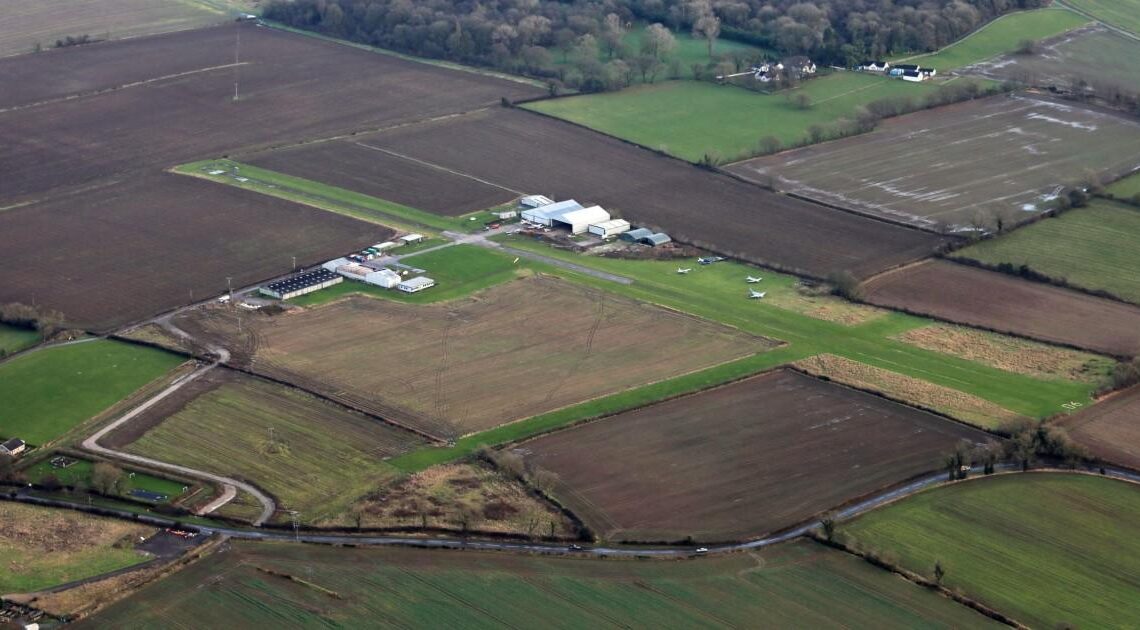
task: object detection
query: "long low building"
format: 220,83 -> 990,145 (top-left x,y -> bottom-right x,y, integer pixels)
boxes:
260,268 -> 342,300
588,219 -> 631,238
398,276 -> 436,293
521,199 -> 611,234
337,263 -> 401,288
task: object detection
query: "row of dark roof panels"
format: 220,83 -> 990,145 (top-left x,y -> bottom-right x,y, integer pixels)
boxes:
264,268 -> 340,293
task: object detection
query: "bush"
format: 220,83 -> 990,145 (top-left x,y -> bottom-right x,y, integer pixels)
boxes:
827,270 -> 863,300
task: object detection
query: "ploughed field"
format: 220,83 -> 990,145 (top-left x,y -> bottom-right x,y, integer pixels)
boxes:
863,260 -> 1140,357
82,539 -> 997,628
521,369 -> 989,542
1062,385 -> 1140,469
0,23 -> 540,329
728,95 -> 1140,231
255,107 -> 950,279
175,276 -> 771,439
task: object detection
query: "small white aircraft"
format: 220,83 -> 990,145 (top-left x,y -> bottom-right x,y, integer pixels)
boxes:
748,289 -> 767,299
677,267 -> 692,274
745,276 -> 763,284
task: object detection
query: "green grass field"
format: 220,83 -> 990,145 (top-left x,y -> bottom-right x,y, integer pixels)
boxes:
893,8 -> 1089,70
526,73 -> 935,162
844,473 -> 1140,628
0,341 -> 184,445
551,24 -> 766,76
20,458 -> 189,503
124,374 -> 422,522
1065,0 -> 1140,35
1109,171 -> 1140,198
954,201 -> 1140,304
0,324 -> 39,355
84,539 -> 996,628
288,245 -> 522,308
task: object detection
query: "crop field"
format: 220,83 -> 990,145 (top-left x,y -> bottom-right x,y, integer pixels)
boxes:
526,73 -> 935,163
863,260 -> 1140,357
0,23 -> 541,328
962,24 -> 1140,91
1062,386 -> 1140,469
1065,0 -> 1140,36
83,539 -> 997,628
0,340 -> 183,445
0,0 -> 225,59
892,8 -> 1088,71
844,473 -> 1140,628
0,324 -> 39,354
522,370 -> 988,541
113,370 -> 423,522
729,95 -> 1140,230
953,200 -> 1140,304
179,275 -> 770,439
298,107 -> 949,279
0,502 -> 152,594
246,140 -> 516,216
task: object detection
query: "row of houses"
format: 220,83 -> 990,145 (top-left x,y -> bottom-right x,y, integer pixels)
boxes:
858,60 -> 937,82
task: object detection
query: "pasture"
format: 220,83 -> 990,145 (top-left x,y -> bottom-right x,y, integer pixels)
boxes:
863,260 -> 1140,357
729,95 -> 1140,230
1109,171 -> 1140,198
522,369 -> 989,541
0,502 -> 152,594
20,458 -> 190,503
83,539 -> 996,628
892,8 -> 1088,71
526,73 -> 934,162
322,107 -> 948,279
180,275 -> 770,438
843,473 -> 1140,628
0,340 -> 183,445
1065,0 -> 1140,36
0,0 -> 224,59
1063,386 -> 1140,469
954,200 -> 1140,304
115,371 -> 423,523
0,324 -> 39,354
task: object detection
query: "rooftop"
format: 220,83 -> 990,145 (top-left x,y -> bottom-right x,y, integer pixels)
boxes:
265,268 -> 340,294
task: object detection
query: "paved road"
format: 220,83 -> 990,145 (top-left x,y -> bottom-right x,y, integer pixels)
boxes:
80,362 -> 276,525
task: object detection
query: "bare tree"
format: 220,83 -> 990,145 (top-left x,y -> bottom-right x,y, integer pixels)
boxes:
92,462 -> 124,495
641,23 -> 677,62
692,14 -> 721,58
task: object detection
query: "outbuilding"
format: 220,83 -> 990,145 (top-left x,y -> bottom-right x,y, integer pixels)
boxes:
522,199 -> 611,234
259,268 -> 342,300
1,438 -> 27,457
588,219 -> 631,238
336,264 -> 401,288
399,233 -> 425,245
620,227 -> 655,242
519,194 -> 554,209
398,276 -> 436,293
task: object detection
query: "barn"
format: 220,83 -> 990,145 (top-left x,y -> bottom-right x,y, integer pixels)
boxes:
259,269 -> 342,300
589,219 -> 631,238
522,199 -> 611,234
398,276 -> 436,293
0,438 -> 26,457
336,264 -> 401,288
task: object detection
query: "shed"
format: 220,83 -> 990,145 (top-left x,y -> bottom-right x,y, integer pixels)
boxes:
373,241 -> 399,251
588,219 -> 631,238
519,194 -> 554,208
497,210 -> 518,220
642,232 -> 672,246
259,268 -> 342,300
1,438 -> 27,456
322,257 -> 351,272
521,199 -> 582,226
901,70 -> 924,82
367,268 -> 402,289
620,227 -> 654,242
399,233 -> 425,244
398,276 -> 436,293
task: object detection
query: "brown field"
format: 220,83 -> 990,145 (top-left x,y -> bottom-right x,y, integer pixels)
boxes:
0,0 -> 225,59
521,369 -> 989,542
1063,386 -> 1140,469
273,107 -> 950,279
729,95 -> 1140,231
0,24 -> 540,329
864,260 -> 1140,357
246,140 -> 517,216
175,275 -> 772,438
0,173 -> 389,332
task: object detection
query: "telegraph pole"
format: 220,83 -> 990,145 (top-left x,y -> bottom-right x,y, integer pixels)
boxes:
232,26 -> 241,102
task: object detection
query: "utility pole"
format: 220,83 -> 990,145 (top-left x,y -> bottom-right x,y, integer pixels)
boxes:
290,511 -> 301,542
233,26 -> 241,102
226,276 -> 233,303
292,256 -> 297,272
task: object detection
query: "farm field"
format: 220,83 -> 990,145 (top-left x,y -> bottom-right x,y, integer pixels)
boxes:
177,275 -> 771,439
1065,0 -> 1140,36
1110,171 -> 1140,198
522,369 -> 990,541
962,24 -> 1140,91
303,107 -> 949,279
953,200 -> 1140,304
863,260 -> 1140,357
0,502 -> 152,594
526,73 -> 935,163
0,174 -> 392,332
0,0 -> 225,59
892,8 -> 1088,71
0,340 -> 183,445
112,370 -> 423,523
0,324 -> 39,354
1062,386 -> 1140,469
83,539 -> 997,628
729,95 -> 1140,230
844,473 -> 1140,628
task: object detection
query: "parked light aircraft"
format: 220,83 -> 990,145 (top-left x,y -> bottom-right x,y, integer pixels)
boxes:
749,289 -> 766,299
677,267 -> 692,274
746,276 -> 762,283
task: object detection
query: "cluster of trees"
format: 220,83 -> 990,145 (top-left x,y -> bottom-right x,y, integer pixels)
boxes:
263,0 -> 1045,89
0,302 -> 66,351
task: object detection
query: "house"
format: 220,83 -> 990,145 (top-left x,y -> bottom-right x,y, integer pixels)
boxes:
901,70 -> 924,82
920,67 -> 936,78
398,276 -> 436,293
0,438 -> 27,457
860,60 -> 889,72
781,56 -> 816,77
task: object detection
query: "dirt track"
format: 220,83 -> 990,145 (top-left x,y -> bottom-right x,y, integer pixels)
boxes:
863,260 -> 1140,357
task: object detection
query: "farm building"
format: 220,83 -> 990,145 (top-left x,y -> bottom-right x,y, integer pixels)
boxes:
889,64 -> 918,76
373,241 -> 399,252
588,219 -> 631,238
859,60 -> 889,72
620,227 -> 672,246
782,56 -> 816,77
337,264 -> 401,288
497,210 -> 518,220
322,257 -> 351,272
522,199 -> 611,234
900,68 -> 935,82
259,269 -> 342,300
398,276 -> 436,293
1,438 -> 27,456
519,194 -> 554,209
399,233 -> 425,245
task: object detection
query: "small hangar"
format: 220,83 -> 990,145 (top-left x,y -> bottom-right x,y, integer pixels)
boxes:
521,199 -> 611,234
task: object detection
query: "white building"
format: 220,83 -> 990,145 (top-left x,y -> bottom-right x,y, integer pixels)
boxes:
521,199 -> 611,234
519,194 -> 554,209
398,276 -> 436,293
322,257 -> 351,272
336,264 -> 401,288
373,241 -> 399,252
259,269 -> 342,300
588,219 -> 631,238
399,233 -> 425,244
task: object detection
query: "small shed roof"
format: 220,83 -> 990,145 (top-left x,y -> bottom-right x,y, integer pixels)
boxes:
399,276 -> 435,289
621,227 -> 654,241
590,219 -> 630,230
643,233 -> 672,246
520,194 -> 555,208
2,438 -> 25,451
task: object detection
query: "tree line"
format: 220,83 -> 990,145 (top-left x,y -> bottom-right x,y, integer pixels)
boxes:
263,0 -> 1048,90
